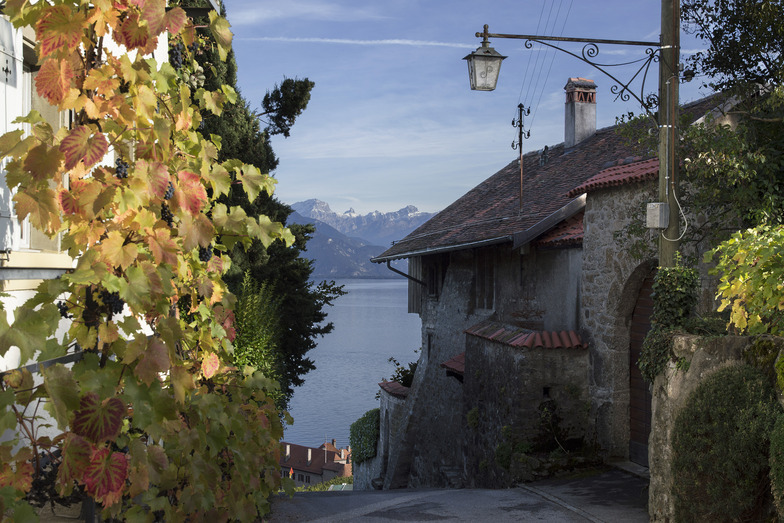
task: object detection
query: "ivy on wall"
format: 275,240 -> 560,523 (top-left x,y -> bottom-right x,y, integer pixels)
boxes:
350,408 -> 380,465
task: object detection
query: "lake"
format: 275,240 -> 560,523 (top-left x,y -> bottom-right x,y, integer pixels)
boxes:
283,278 -> 421,449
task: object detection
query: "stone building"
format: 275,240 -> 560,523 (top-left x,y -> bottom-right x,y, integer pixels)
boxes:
280,441 -> 352,488
365,78 -> 721,489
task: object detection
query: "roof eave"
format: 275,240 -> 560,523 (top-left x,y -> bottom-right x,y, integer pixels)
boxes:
512,194 -> 587,250
371,235 -> 514,264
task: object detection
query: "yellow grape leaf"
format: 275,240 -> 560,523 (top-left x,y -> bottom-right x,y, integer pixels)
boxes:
0,460 -> 34,492
36,5 -> 85,57
202,352 -> 219,379
59,126 -> 108,170
170,364 -> 194,404
146,161 -> 169,199
146,227 -> 178,266
177,212 -> 214,251
14,189 -> 61,234
209,11 -> 233,61
23,143 -> 63,182
101,231 -> 138,271
35,58 -> 74,106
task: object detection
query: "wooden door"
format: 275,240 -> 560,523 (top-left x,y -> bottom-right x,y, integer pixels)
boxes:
629,272 -> 655,467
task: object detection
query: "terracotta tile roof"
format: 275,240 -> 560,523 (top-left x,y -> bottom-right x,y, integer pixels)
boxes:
280,442 -> 345,476
373,95 -> 722,262
440,352 -> 465,376
535,212 -> 584,248
465,320 -> 588,350
378,380 -> 410,398
567,157 -> 659,197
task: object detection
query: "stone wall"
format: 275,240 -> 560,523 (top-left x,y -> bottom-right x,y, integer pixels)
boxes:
462,335 -> 590,487
648,335 -> 749,522
580,181 -> 658,457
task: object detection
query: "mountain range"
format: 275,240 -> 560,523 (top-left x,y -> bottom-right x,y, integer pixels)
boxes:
289,200 -> 436,280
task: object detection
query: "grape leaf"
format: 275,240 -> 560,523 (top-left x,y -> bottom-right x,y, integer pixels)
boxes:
175,171 -> 208,215
118,12 -> 149,51
177,212 -> 214,251
164,6 -> 187,34
202,353 -> 219,379
135,337 -> 170,386
72,392 -> 125,444
59,125 -> 109,170
209,11 -> 233,61
35,58 -> 74,105
101,230 -> 138,271
146,161 -> 169,199
146,227 -> 178,266
83,448 -> 128,507
36,5 -> 85,57
13,189 -> 61,235
58,433 -> 92,488
0,461 -> 34,492
23,143 -> 64,182
140,0 -> 166,35
42,364 -> 81,428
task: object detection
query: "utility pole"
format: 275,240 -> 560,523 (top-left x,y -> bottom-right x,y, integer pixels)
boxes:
658,0 -> 680,267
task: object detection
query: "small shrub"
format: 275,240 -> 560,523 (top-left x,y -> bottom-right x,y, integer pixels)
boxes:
770,413 -> 784,517
349,408 -> 380,465
673,364 -> 780,521
466,407 -> 479,430
295,476 -> 353,492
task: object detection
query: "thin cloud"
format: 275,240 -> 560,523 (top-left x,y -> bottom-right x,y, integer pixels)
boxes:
229,1 -> 385,25
237,36 -> 473,49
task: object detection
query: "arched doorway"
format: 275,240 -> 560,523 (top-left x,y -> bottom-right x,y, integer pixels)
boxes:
629,271 -> 655,466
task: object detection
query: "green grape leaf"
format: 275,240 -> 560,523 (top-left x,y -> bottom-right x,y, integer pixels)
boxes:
42,364 -> 80,428
58,433 -> 92,488
135,338 -> 170,386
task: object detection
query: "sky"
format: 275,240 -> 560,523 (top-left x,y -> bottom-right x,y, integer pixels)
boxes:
225,0 -> 711,215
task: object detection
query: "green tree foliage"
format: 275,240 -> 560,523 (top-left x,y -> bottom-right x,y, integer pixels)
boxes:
176,0 -> 344,403
675,1 -> 784,334
672,364 -> 780,521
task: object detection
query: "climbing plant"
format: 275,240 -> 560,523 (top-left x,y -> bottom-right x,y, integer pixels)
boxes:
0,0 -> 293,520
349,408 -> 380,465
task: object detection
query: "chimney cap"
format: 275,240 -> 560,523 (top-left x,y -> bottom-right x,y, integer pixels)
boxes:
565,77 -> 596,90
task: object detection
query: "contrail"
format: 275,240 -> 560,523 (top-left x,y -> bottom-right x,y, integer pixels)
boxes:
237,36 -> 473,49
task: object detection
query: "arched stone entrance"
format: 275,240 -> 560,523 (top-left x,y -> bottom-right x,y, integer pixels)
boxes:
628,270 -> 655,466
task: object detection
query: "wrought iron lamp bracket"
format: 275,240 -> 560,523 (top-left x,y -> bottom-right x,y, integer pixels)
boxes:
475,26 -> 664,118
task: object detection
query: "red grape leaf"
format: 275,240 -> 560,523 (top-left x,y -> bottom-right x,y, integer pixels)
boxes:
164,7 -> 187,34
202,352 -> 219,379
117,12 -> 149,51
59,126 -> 108,170
58,433 -> 92,488
146,161 -> 169,199
135,337 -> 170,385
175,171 -> 208,214
0,460 -> 34,492
72,393 -> 125,444
140,0 -> 166,35
35,58 -> 74,106
83,448 -> 128,507
36,5 -> 85,57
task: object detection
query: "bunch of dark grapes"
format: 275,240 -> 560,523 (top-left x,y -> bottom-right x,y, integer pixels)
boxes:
169,42 -> 185,70
100,290 -> 125,317
115,158 -> 129,179
164,181 -> 174,200
198,245 -> 212,262
188,41 -> 199,55
161,203 -> 173,227
57,301 -> 71,319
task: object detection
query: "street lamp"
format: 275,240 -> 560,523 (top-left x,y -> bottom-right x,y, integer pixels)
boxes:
463,28 -> 506,91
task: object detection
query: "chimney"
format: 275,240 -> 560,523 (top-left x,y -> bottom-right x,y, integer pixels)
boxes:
564,77 -> 596,148
285,444 -> 290,461
332,439 -> 336,447
307,448 -> 312,465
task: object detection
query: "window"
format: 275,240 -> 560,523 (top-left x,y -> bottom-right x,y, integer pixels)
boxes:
424,253 -> 448,297
475,248 -> 495,310
305,476 -> 311,484
298,473 -> 304,482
